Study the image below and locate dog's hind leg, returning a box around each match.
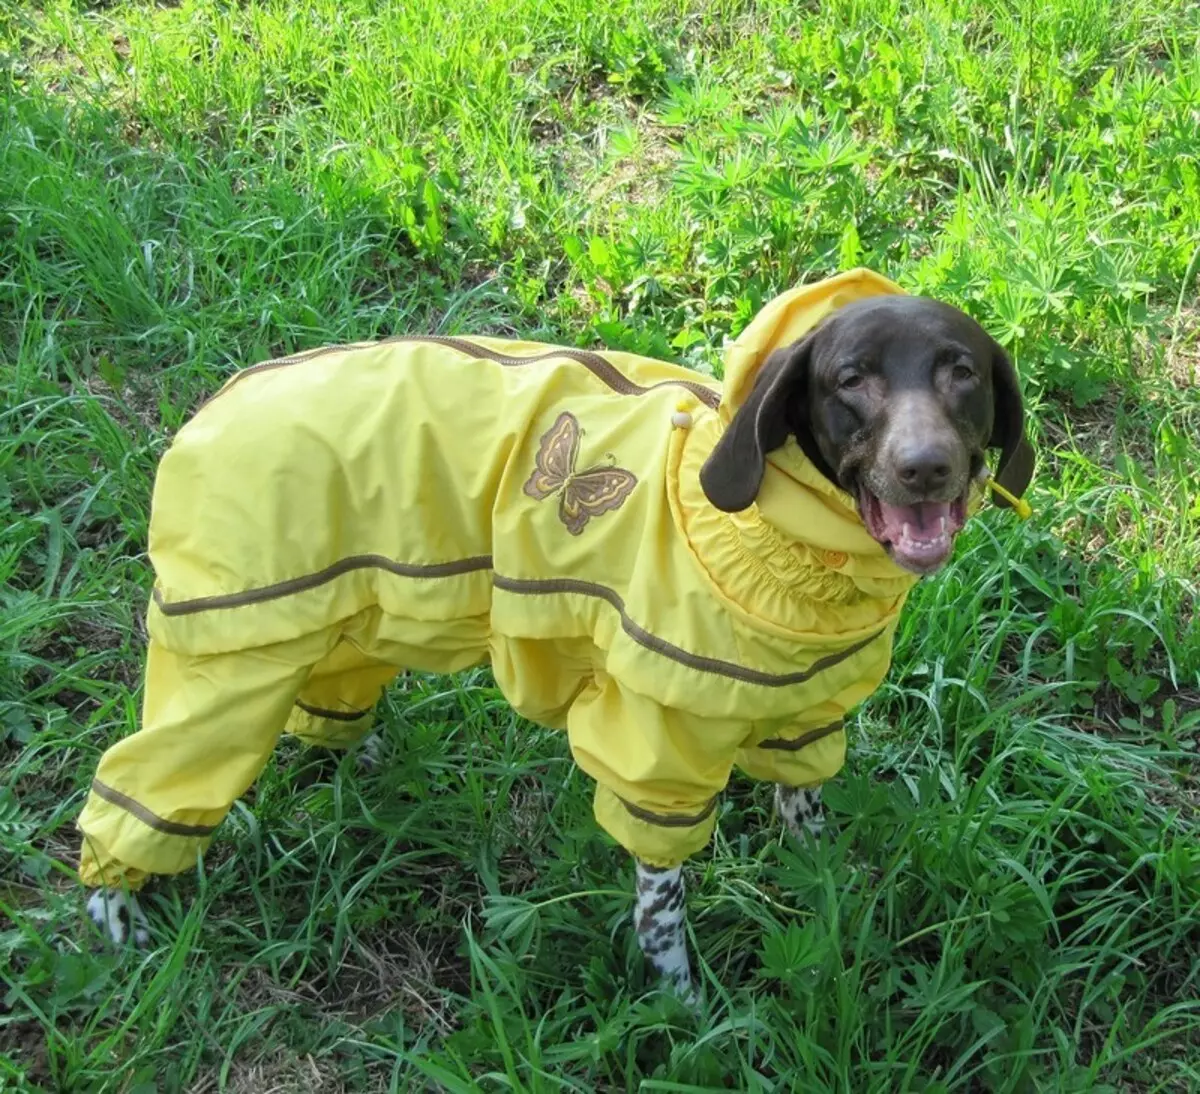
[86,888,150,947]
[78,632,337,942]
[284,640,402,772]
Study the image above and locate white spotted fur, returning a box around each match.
[774,783,825,842]
[634,860,693,997]
[86,888,149,946]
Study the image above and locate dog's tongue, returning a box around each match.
[876,500,954,570]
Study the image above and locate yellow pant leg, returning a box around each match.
[77,630,336,889]
[734,719,847,789]
[283,638,401,748]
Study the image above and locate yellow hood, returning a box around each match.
[708,267,983,563]
[719,267,906,421]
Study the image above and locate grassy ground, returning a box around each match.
[2,0,1199,1089]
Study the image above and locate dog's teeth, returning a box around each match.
[940,516,947,533]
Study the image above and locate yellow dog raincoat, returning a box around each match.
[78,268,982,888]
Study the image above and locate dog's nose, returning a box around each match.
[897,444,953,493]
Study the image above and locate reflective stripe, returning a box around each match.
[619,796,718,828]
[494,575,883,687]
[152,554,493,616]
[153,559,883,689]
[295,700,371,723]
[90,779,218,838]
[757,720,844,752]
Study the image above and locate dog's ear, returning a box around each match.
[700,337,813,512]
[988,342,1034,509]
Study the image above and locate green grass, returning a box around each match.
[2,0,1199,1089]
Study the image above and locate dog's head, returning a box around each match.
[700,294,1034,575]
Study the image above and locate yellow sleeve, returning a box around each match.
[566,672,749,867]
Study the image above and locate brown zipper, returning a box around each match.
[395,335,721,409]
[212,334,721,409]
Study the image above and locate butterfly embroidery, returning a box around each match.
[523,411,638,536]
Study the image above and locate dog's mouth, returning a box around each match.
[858,489,968,575]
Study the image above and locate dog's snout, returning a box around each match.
[896,441,954,494]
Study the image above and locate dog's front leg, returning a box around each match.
[774,783,825,842]
[634,859,695,997]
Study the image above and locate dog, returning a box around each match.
[77,269,1033,997]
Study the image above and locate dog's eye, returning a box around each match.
[951,363,975,382]
[838,371,865,391]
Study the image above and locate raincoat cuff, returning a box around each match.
[593,784,718,867]
[284,701,375,748]
[735,719,847,786]
[76,782,217,885]
[77,828,154,891]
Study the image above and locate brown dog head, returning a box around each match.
[699,294,1034,575]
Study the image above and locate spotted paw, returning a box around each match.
[86,889,150,947]
[354,732,386,772]
[775,783,826,843]
[667,968,699,1007]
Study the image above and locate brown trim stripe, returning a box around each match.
[620,796,718,829]
[90,779,218,838]
[153,557,883,688]
[757,720,844,752]
[295,700,372,723]
[492,575,884,688]
[152,554,493,617]
[214,335,722,409]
